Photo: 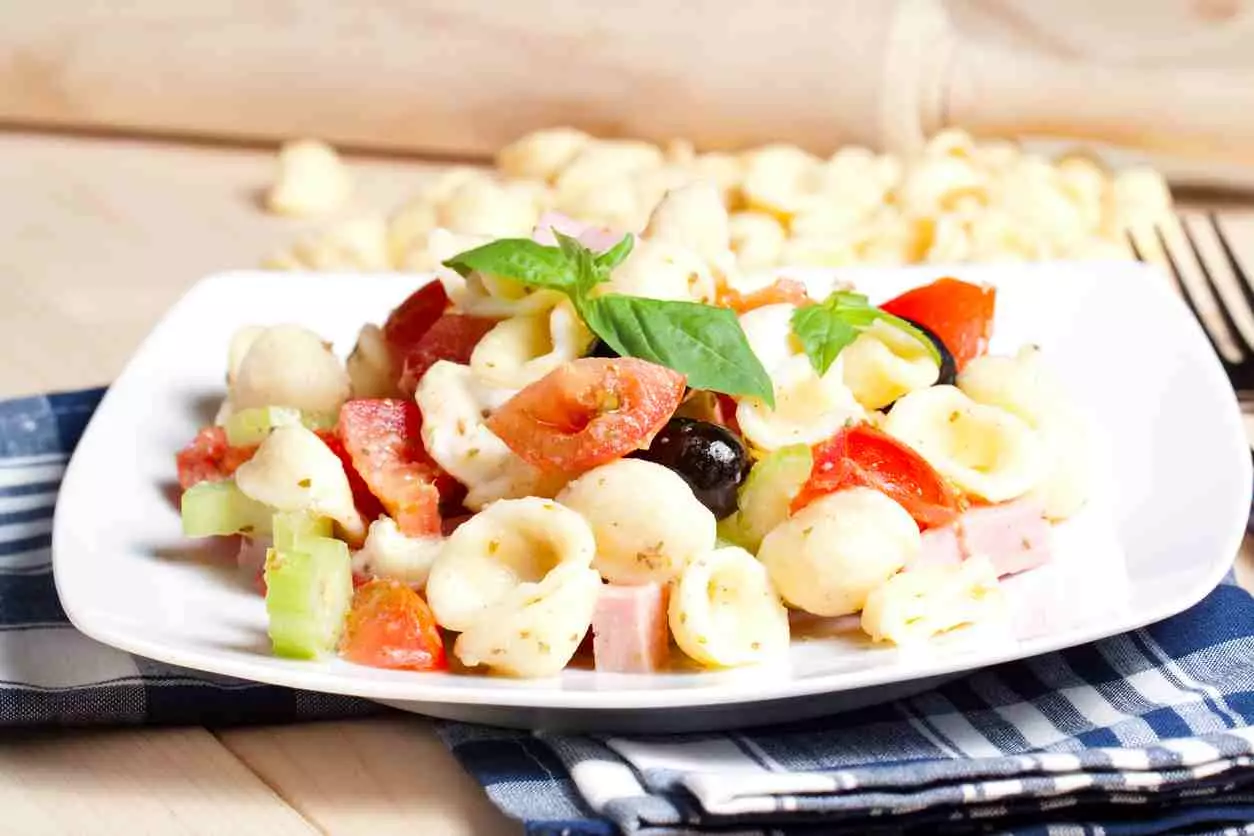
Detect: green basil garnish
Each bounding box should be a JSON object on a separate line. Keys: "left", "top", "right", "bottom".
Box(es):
{"left": 790, "top": 291, "right": 939, "bottom": 375}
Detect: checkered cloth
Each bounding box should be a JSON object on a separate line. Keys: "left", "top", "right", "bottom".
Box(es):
{"left": 12, "top": 388, "right": 1254, "bottom": 835}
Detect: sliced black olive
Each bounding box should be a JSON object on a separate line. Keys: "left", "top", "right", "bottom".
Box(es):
{"left": 900, "top": 316, "right": 956, "bottom": 386}
{"left": 631, "top": 417, "right": 750, "bottom": 519}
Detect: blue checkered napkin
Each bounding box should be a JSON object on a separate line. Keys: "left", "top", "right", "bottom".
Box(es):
{"left": 0, "top": 388, "right": 378, "bottom": 726}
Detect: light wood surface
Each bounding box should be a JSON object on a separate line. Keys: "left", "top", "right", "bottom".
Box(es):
{"left": 0, "top": 126, "right": 1250, "bottom": 836}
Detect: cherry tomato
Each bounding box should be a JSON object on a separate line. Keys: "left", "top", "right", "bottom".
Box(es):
{"left": 791, "top": 423, "right": 961, "bottom": 529}
{"left": 339, "top": 579, "right": 447, "bottom": 671}
{"left": 397, "top": 314, "right": 498, "bottom": 396}
{"left": 175, "top": 427, "right": 256, "bottom": 489}
{"left": 382, "top": 280, "right": 450, "bottom": 349}
{"left": 879, "top": 277, "right": 995, "bottom": 371}
{"left": 487, "top": 358, "right": 686, "bottom": 475}
{"left": 314, "top": 430, "right": 387, "bottom": 523}
{"left": 337, "top": 400, "right": 443, "bottom": 537}
{"left": 717, "top": 277, "right": 812, "bottom": 314}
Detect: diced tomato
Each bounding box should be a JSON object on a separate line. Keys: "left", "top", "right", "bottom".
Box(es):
{"left": 879, "top": 277, "right": 995, "bottom": 370}
{"left": 791, "top": 423, "right": 961, "bottom": 529}
{"left": 717, "top": 277, "right": 812, "bottom": 314}
{"left": 175, "top": 427, "right": 256, "bottom": 490}
{"left": 337, "top": 400, "right": 443, "bottom": 537}
{"left": 315, "top": 430, "right": 387, "bottom": 523}
{"left": 339, "top": 579, "right": 447, "bottom": 671}
{"left": 714, "top": 393, "right": 741, "bottom": 435}
{"left": 397, "top": 314, "right": 498, "bottom": 396}
{"left": 487, "top": 357, "right": 686, "bottom": 475}
{"left": 382, "top": 280, "right": 450, "bottom": 349}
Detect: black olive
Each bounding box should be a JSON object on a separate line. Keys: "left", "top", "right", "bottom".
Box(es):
{"left": 631, "top": 417, "right": 750, "bottom": 519}
{"left": 900, "top": 316, "right": 956, "bottom": 386}
{"left": 587, "top": 339, "right": 619, "bottom": 358}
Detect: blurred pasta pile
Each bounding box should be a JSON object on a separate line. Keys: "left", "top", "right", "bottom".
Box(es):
{"left": 262, "top": 128, "right": 1175, "bottom": 274}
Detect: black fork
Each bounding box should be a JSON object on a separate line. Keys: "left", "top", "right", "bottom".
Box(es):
{"left": 1130, "top": 214, "right": 1254, "bottom": 395}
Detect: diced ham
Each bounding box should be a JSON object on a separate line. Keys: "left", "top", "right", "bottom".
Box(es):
{"left": 906, "top": 498, "right": 1051, "bottom": 579}
{"left": 532, "top": 211, "right": 628, "bottom": 253}
{"left": 591, "top": 583, "right": 670, "bottom": 674}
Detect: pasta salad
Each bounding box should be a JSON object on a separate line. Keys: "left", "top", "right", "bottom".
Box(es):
{"left": 177, "top": 183, "right": 1092, "bottom": 678}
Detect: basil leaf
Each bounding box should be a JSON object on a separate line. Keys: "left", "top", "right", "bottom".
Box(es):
{"left": 442, "top": 239, "right": 575, "bottom": 290}
{"left": 594, "top": 234, "right": 635, "bottom": 272}
{"left": 791, "top": 304, "right": 862, "bottom": 375}
{"left": 586, "top": 294, "right": 775, "bottom": 406}
{"left": 790, "top": 290, "right": 940, "bottom": 375}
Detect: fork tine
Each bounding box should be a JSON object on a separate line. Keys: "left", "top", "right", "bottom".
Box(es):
{"left": 1156, "top": 224, "right": 1232, "bottom": 363}
{"left": 1127, "top": 230, "right": 1146, "bottom": 262}
{"left": 1179, "top": 215, "right": 1252, "bottom": 358}
{"left": 1209, "top": 213, "right": 1254, "bottom": 325}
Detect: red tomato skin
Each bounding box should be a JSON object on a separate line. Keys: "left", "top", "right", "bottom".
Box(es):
{"left": 717, "top": 277, "right": 812, "bottom": 314}
{"left": 337, "top": 400, "right": 443, "bottom": 537}
{"left": 879, "top": 277, "right": 995, "bottom": 370}
{"left": 382, "top": 280, "right": 450, "bottom": 349}
{"left": 791, "top": 423, "right": 961, "bottom": 529}
{"left": 340, "top": 579, "right": 447, "bottom": 671}
{"left": 487, "top": 357, "right": 686, "bottom": 475}
{"left": 397, "top": 314, "right": 498, "bottom": 397}
{"left": 315, "top": 430, "right": 388, "bottom": 522}
{"left": 176, "top": 427, "right": 256, "bottom": 490}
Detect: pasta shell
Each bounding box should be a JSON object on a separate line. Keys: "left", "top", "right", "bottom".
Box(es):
{"left": 232, "top": 325, "right": 351, "bottom": 416}
{"left": 737, "top": 354, "right": 865, "bottom": 452}
{"left": 470, "top": 299, "right": 593, "bottom": 389}
{"left": 352, "top": 517, "right": 442, "bottom": 589}
{"left": 841, "top": 319, "right": 940, "bottom": 410}
{"left": 861, "top": 556, "right": 1005, "bottom": 645}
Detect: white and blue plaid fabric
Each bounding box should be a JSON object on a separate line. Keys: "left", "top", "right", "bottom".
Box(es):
{"left": 10, "top": 388, "right": 1254, "bottom": 835}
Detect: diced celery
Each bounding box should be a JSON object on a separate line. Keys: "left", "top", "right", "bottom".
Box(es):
{"left": 717, "top": 444, "right": 813, "bottom": 552}
{"left": 264, "top": 538, "right": 353, "bottom": 660}
{"left": 272, "top": 510, "right": 334, "bottom": 552}
{"left": 225, "top": 406, "right": 303, "bottom": 446}
{"left": 181, "top": 479, "right": 273, "bottom": 538}
{"left": 224, "top": 406, "right": 338, "bottom": 447}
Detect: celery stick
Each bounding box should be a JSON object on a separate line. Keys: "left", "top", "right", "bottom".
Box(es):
{"left": 272, "top": 511, "right": 334, "bottom": 552}
{"left": 264, "top": 539, "right": 353, "bottom": 660}
{"left": 717, "top": 444, "right": 812, "bottom": 552}
{"left": 181, "top": 480, "right": 272, "bottom": 538}
{"left": 225, "top": 406, "right": 303, "bottom": 446}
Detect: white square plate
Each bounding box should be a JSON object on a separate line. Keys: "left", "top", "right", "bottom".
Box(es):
{"left": 53, "top": 262, "right": 1252, "bottom": 733}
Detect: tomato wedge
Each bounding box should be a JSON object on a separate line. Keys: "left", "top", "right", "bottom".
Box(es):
{"left": 487, "top": 358, "right": 686, "bottom": 475}
{"left": 339, "top": 579, "right": 447, "bottom": 671}
{"left": 397, "top": 313, "right": 498, "bottom": 396}
{"left": 175, "top": 427, "right": 256, "bottom": 489}
{"left": 879, "top": 277, "right": 995, "bottom": 370}
{"left": 717, "top": 277, "right": 812, "bottom": 314}
{"left": 791, "top": 423, "right": 960, "bottom": 529}
{"left": 382, "top": 280, "right": 450, "bottom": 349}
{"left": 337, "top": 399, "right": 442, "bottom": 536}
{"left": 314, "top": 430, "right": 387, "bottom": 523}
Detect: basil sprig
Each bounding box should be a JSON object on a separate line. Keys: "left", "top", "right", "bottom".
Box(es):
{"left": 443, "top": 234, "right": 774, "bottom": 405}
{"left": 790, "top": 291, "right": 940, "bottom": 375}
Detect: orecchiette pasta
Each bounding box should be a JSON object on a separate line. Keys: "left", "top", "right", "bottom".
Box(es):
{"left": 234, "top": 424, "right": 366, "bottom": 545}
{"left": 883, "top": 385, "right": 1045, "bottom": 502}
{"left": 265, "top": 139, "right": 351, "bottom": 217}
{"left": 227, "top": 325, "right": 265, "bottom": 387}
{"left": 470, "top": 299, "right": 593, "bottom": 389}
{"left": 557, "top": 459, "right": 716, "bottom": 586}
{"left": 352, "top": 517, "right": 442, "bottom": 589}
{"left": 345, "top": 324, "right": 402, "bottom": 399}
{"left": 738, "top": 303, "right": 804, "bottom": 374}
{"left": 728, "top": 212, "right": 787, "bottom": 271}
{"left": 231, "top": 325, "right": 351, "bottom": 416}
{"left": 601, "top": 237, "right": 717, "bottom": 303}
{"left": 669, "top": 546, "right": 790, "bottom": 668}
{"left": 495, "top": 127, "right": 591, "bottom": 183}
{"left": 553, "top": 140, "right": 665, "bottom": 197}
{"left": 840, "top": 319, "right": 940, "bottom": 410}
{"left": 453, "top": 562, "right": 602, "bottom": 677}
{"left": 958, "top": 347, "right": 1091, "bottom": 520}
{"left": 737, "top": 354, "right": 865, "bottom": 452}
{"left": 740, "top": 144, "right": 825, "bottom": 218}
{"left": 861, "top": 556, "right": 1005, "bottom": 646}
{"left": 643, "top": 181, "right": 733, "bottom": 269}
{"left": 758, "top": 487, "right": 920, "bottom": 617}
{"left": 437, "top": 177, "right": 544, "bottom": 238}
{"left": 415, "top": 361, "right": 560, "bottom": 510}
{"left": 425, "top": 497, "right": 597, "bottom": 633}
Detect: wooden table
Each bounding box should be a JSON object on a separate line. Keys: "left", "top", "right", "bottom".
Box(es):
{"left": 2, "top": 127, "right": 1251, "bottom": 835}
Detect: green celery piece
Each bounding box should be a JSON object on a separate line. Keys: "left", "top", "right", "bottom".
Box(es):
{"left": 264, "top": 538, "right": 353, "bottom": 660}
{"left": 272, "top": 511, "right": 334, "bottom": 552}
{"left": 224, "top": 406, "right": 337, "bottom": 446}
{"left": 719, "top": 445, "right": 813, "bottom": 553}
{"left": 181, "top": 480, "right": 273, "bottom": 538}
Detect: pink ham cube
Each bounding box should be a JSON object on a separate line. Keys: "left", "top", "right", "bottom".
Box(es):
{"left": 591, "top": 583, "right": 670, "bottom": 673}
{"left": 905, "top": 498, "right": 1052, "bottom": 579}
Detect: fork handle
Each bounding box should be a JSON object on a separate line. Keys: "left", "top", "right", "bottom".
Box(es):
{"left": 944, "top": 42, "right": 1254, "bottom": 169}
